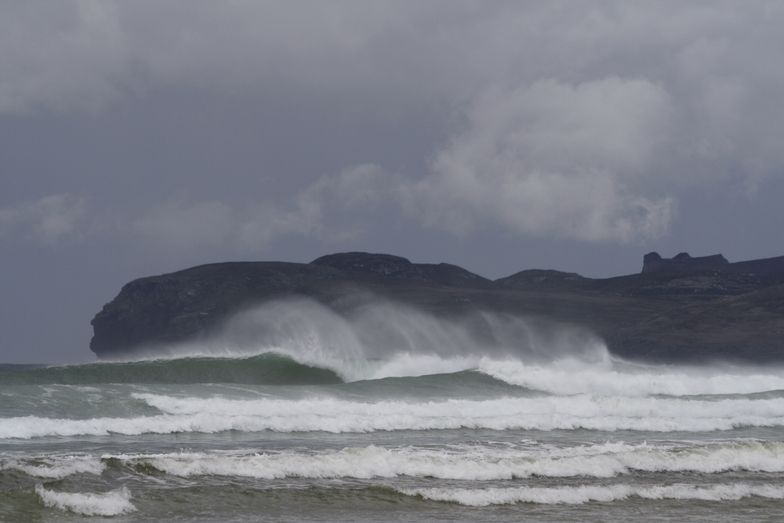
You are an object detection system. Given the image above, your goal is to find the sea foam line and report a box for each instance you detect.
[399,483,784,506]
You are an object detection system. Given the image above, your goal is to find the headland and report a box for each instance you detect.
[91,251,784,363]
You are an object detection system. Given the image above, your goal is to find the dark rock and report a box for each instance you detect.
[90,262,344,356]
[496,269,588,290]
[728,255,784,275]
[642,251,784,276]
[310,252,494,288]
[311,252,420,278]
[642,252,729,273]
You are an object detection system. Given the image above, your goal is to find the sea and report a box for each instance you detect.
[2,300,784,522]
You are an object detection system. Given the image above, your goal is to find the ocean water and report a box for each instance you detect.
[2,303,784,522]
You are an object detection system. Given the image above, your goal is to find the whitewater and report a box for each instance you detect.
[2,300,784,522]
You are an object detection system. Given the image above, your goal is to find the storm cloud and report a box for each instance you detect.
[2,1,784,362]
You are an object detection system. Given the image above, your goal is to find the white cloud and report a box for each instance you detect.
[411,78,674,242]
[0,194,86,244]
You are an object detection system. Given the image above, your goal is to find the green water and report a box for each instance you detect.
[2,353,784,522]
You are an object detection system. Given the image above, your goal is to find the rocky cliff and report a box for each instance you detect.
[91,251,784,363]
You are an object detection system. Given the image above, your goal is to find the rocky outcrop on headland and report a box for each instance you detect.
[643,251,784,275]
[642,252,730,273]
[91,251,784,363]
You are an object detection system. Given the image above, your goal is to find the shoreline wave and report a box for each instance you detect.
[4,351,784,399]
[4,392,784,439]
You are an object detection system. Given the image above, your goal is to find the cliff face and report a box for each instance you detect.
[90,262,344,356]
[91,252,784,363]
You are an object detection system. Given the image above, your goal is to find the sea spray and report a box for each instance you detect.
[55,298,784,397]
[123,298,609,382]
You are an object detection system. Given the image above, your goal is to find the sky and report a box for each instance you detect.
[2,1,784,364]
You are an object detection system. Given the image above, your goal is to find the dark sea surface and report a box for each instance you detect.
[2,349,784,522]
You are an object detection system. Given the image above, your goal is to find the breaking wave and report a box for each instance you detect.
[4,389,784,439]
[96,298,610,382]
[105,440,784,480]
[10,299,784,398]
[34,485,136,516]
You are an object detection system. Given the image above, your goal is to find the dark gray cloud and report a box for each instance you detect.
[2,1,784,363]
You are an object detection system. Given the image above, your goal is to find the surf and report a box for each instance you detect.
[0,353,342,386]
[96,298,608,380]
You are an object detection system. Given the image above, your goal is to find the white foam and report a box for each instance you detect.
[132,392,784,433]
[479,358,784,397]
[367,353,480,380]
[35,485,136,516]
[104,440,784,480]
[400,484,784,506]
[4,392,784,438]
[2,455,104,478]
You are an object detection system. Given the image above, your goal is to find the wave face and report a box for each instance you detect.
[0,353,341,386]
[4,299,784,522]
